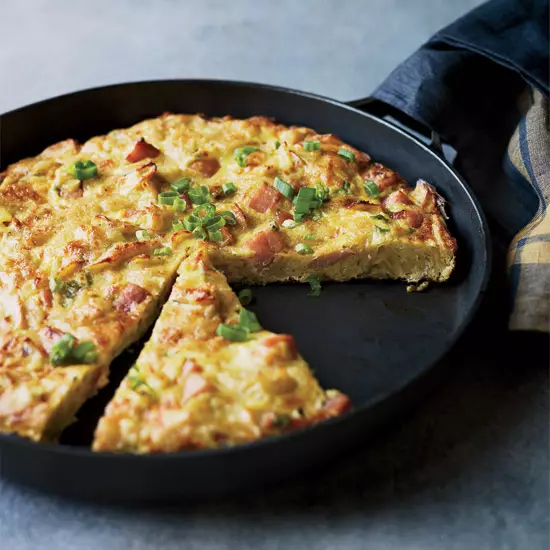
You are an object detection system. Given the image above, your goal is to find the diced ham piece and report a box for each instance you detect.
[384,189,413,208]
[126,139,161,163]
[249,183,281,213]
[182,359,201,377]
[309,250,354,268]
[113,283,151,314]
[323,393,352,416]
[188,158,220,178]
[275,210,293,224]
[182,373,209,403]
[361,162,401,191]
[247,230,285,264]
[261,334,298,361]
[391,209,425,228]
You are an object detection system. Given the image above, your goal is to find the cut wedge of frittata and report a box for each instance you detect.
[92,249,350,452]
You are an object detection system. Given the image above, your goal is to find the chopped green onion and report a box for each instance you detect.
[71,341,98,364]
[136,229,150,241]
[49,333,76,366]
[158,191,179,205]
[282,219,297,228]
[205,215,225,231]
[216,323,250,342]
[315,182,330,202]
[239,308,262,333]
[304,234,317,240]
[153,247,172,256]
[273,177,295,200]
[171,178,191,193]
[337,148,355,162]
[342,181,351,193]
[194,203,216,219]
[188,185,210,205]
[296,187,316,201]
[274,140,281,149]
[238,288,253,306]
[67,160,97,181]
[309,199,322,209]
[183,214,202,231]
[173,197,187,212]
[193,226,207,240]
[364,180,380,198]
[222,182,237,195]
[370,214,390,232]
[307,276,322,297]
[234,146,260,167]
[303,140,321,151]
[128,364,155,395]
[208,230,224,242]
[295,243,313,255]
[294,212,306,222]
[220,211,237,225]
[172,220,186,231]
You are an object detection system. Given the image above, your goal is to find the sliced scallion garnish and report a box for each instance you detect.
[222,182,237,195]
[158,191,179,206]
[216,323,250,342]
[188,185,210,205]
[303,140,321,151]
[239,308,262,333]
[337,148,355,162]
[193,226,207,240]
[295,243,313,255]
[67,160,97,181]
[72,341,99,364]
[49,333,76,366]
[238,288,253,306]
[364,180,380,198]
[307,276,322,297]
[171,178,191,193]
[274,177,294,200]
[173,197,187,212]
[205,215,225,231]
[153,246,172,256]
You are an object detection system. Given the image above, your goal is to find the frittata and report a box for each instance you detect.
[93,249,350,452]
[0,113,456,447]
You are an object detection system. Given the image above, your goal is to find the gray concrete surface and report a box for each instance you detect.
[1,1,548,549]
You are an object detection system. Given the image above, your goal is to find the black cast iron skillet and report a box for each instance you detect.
[0,80,490,502]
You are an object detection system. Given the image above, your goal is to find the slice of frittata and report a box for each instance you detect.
[92,249,350,452]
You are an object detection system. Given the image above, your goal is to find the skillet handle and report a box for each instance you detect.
[347,97,453,163]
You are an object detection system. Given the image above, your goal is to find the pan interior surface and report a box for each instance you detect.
[0,81,488,499]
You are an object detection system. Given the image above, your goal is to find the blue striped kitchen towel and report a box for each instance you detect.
[373,0,549,332]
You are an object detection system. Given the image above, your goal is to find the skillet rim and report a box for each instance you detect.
[0,78,492,461]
